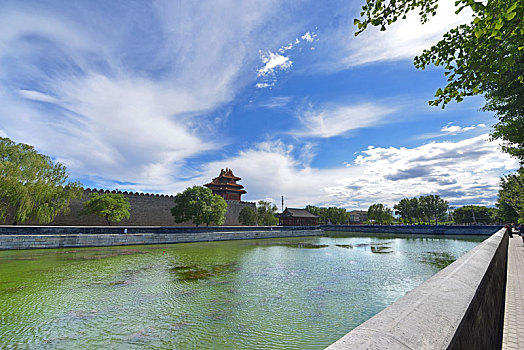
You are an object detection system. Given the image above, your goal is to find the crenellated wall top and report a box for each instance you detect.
[83,188,176,199]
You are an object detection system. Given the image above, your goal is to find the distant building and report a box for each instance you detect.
[348,210,367,223]
[278,207,320,226]
[204,168,247,201]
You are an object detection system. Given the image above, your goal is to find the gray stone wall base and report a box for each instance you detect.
[324,224,499,235]
[0,229,322,250]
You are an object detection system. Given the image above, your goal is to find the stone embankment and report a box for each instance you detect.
[0,224,500,250]
[328,227,508,349]
[324,224,499,235]
[0,226,322,250]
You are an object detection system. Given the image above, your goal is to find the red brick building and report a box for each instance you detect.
[204,168,247,201]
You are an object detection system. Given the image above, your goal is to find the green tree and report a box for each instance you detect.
[497,168,524,222]
[0,137,82,224]
[419,195,449,225]
[238,206,257,226]
[257,200,278,226]
[306,205,327,224]
[205,195,228,226]
[410,197,423,224]
[81,192,130,225]
[355,0,524,162]
[453,205,497,224]
[496,198,519,223]
[171,186,228,226]
[367,203,394,224]
[326,207,350,224]
[394,197,419,224]
[305,205,349,224]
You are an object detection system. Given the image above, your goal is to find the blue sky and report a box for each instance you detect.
[0,0,518,209]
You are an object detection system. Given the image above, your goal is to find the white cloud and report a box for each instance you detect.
[1,75,219,189]
[257,30,317,87]
[278,43,294,53]
[257,51,293,77]
[418,122,488,139]
[192,135,518,209]
[258,96,293,108]
[291,103,395,138]
[344,0,473,66]
[18,90,59,104]
[255,82,273,89]
[441,123,483,134]
[301,31,316,43]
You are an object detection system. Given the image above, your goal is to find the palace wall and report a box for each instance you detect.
[22,188,255,226]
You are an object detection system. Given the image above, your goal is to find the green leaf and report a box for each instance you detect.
[507,3,517,13]
[506,12,516,21]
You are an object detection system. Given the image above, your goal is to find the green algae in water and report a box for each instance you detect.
[0,235,484,349]
[422,252,456,269]
[67,249,145,261]
[335,244,353,249]
[171,262,239,281]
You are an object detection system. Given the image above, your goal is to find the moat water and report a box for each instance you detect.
[0,232,485,349]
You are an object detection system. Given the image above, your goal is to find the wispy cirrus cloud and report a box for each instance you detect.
[291,103,395,138]
[0,0,294,192]
[18,90,59,104]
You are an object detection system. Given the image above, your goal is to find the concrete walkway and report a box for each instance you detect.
[502,234,524,350]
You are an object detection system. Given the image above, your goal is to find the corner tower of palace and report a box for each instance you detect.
[204,168,247,201]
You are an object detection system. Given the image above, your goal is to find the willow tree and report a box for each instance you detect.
[355,0,524,163]
[0,137,82,224]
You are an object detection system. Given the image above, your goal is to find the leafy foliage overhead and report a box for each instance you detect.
[0,137,82,224]
[81,192,131,225]
[355,0,524,162]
